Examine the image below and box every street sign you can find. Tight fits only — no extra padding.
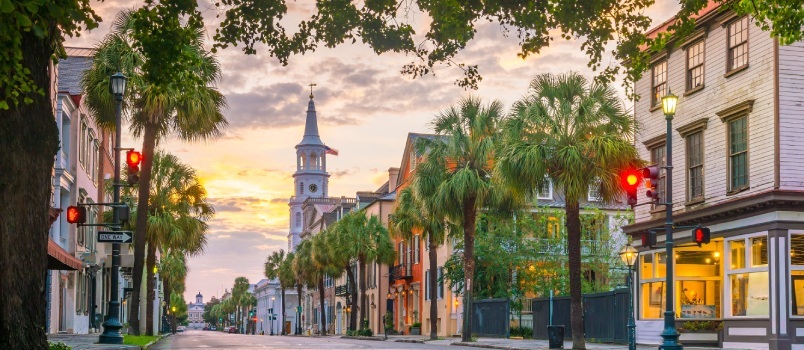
[98,230,133,244]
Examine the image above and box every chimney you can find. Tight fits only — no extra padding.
[388,167,400,193]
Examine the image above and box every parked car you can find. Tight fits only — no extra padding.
[177,326,186,332]
[228,326,236,333]
[202,326,209,331]
[210,326,217,331]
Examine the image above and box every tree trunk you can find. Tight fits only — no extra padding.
[345,264,358,331]
[281,287,287,335]
[0,27,59,350]
[145,242,157,335]
[428,236,439,340]
[296,283,303,334]
[358,257,367,330]
[318,277,326,335]
[162,278,172,334]
[461,196,477,342]
[130,121,158,335]
[566,199,585,350]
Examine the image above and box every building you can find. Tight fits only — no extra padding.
[624,3,804,349]
[187,292,205,329]
[254,278,298,335]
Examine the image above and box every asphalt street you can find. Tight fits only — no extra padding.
[149,330,456,350]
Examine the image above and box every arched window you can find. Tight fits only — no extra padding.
[295,212,302,227]
[299,182,304,195]
[309,153,318,170]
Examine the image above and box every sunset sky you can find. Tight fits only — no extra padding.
[67,0,679,302]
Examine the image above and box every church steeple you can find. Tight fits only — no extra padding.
[298,84,324,146]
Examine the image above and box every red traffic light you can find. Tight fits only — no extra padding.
[621,169,642,206]
[126,150,142,167]
[66,205,86,224]
[692,227,711,246]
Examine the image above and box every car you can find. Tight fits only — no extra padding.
[177,326,186,332]
[210,326,216,331]
[228,326,236,333]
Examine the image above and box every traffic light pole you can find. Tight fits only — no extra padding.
[659,109,681,350]
[99,85,125,344]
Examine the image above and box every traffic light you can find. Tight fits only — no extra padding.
[692,227,711,246]
[641,231,656,248]
[643,165,661,202]
[621,169,642,206]
[66,205,87,224]
[126,150,142,186]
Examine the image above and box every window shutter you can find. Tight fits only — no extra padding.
[425,270,430,301]
[414,235,420,263]
[438,267,444,299]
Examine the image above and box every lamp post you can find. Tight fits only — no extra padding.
[619,244,639,350]
[385,290,392,340]
[99,72,127,344]
[172,306,177,334]
[659,91,681,350]
[269,307,274,335]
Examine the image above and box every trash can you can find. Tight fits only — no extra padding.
[547,325,565,349]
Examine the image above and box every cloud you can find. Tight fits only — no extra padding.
[330,167,359,178]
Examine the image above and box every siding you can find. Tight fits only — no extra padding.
[634,16,777,222]
[778,40,804,190]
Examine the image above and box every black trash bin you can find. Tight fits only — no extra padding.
[547,325,565,349]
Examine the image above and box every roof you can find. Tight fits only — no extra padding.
[57,55,93,95]
[47,238,83,270]
[64,46,95,57]
[644,1,723,41]
[297,95,325,146]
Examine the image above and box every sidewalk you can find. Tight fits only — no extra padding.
[47,333,164,350]
[344,335,719,350]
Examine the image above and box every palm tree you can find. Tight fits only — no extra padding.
[293,239,319,333]
[496,72,640,350]
[334,212,395,332]
[326,221,359,331]
[143,151,212,334]
[82,10,227,334]
[392,186,448,340]
[158,249,187,331]
[415,96,506,341]
[265,249,295,335]
[232,277,251,333]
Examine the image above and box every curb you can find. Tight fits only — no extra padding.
[340,336,387,341]
[143,333,170,349]
[395,339,426,344]
[450,342,531,350]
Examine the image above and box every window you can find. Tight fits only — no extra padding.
[686,40,705,90]
[413,235,420,264]
[299,182,304,195]
[727,234,768,317]
[727,17,749,72]
[686,131,704,200]
[537,178,553,200]
[409,151,417,172]
[652,60,668,107]
[650,145,667,209]
[792,234,804,316]
[295,212,301,227]
[425,269,430,301]
[728,116,748,190]
[587,179,601,202]
[438,267,444,299]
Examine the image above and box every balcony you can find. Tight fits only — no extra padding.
[389,263,412,280]
[530,239,606,257]
[335,284,353,296]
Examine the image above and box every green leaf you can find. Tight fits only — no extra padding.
[0,0,13,13]
[0,100,9,110]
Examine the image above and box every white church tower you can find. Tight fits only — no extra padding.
[288,88,329,251]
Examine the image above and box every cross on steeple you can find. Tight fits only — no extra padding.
[309,83,317,99]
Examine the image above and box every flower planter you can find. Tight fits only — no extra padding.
[410,327,421,335]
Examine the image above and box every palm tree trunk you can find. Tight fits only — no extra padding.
[345,264,358,331]
[0,26,59,350]
[358,257,367,330]
[145,242,156,335]
[162,280,172,334]
[318,277,326,335]
[428,237,439,340]
[296,283,303,335]
[131,121,158,335]
[566,199,585,350]
[281,287,287,335]
[461,196,477,342]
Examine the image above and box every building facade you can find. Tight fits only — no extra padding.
[187,292,205,329]
[624,3,804,350]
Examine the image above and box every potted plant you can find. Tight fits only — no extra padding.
[410,311,421,335]
[678,320,723,346]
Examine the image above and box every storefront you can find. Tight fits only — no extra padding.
[633,227,804,350]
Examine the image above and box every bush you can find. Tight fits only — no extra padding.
[510,326,533,339]
[346,330,357,336]
[411,322,421,328]
[49,342,71,350]
[358,328,373,337]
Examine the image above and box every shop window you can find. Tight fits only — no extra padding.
[751,236,767,266]
[730,240,746,269]
[655,253,667,279]
[726,234,769,317]
[641,254,654,279]
[791,234,804,316]
[792,271,804,316]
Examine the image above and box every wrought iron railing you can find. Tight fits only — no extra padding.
[390,263,412,280]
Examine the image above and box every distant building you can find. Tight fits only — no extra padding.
[187,292,205,329]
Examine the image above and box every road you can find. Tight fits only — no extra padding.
[150,330,455,350]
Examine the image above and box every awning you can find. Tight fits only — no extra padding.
[48,239,83,270]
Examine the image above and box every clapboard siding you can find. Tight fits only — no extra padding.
[778,40,804,189]
[634,15,777,222]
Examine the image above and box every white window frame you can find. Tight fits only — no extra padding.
[724,232,769,318]
[587,178,601,202]
[537,178,553,200]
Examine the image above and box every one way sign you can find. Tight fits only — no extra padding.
[98,231,133,244]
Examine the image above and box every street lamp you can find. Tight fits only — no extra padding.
[271,296,276,335]
[659,91,681,350]
[619,244,638,350]
[172,306,177,334]
[99,72,127,344]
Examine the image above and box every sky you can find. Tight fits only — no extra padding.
[66,0,679,303]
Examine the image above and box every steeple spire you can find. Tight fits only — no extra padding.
[298,84,324,146]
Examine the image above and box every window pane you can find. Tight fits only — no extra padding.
[730,240,746,269]
[793,272,804,316]
[751,236,768,266]
[641,282,665,319]
[687,132,704,199]
[730,272,769,316]
[792,234,804,265]
[679,280,720,318]
[656,253,667,278]
[687,41,705,89]
[676,248,720,278]
[641,254,654,279]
